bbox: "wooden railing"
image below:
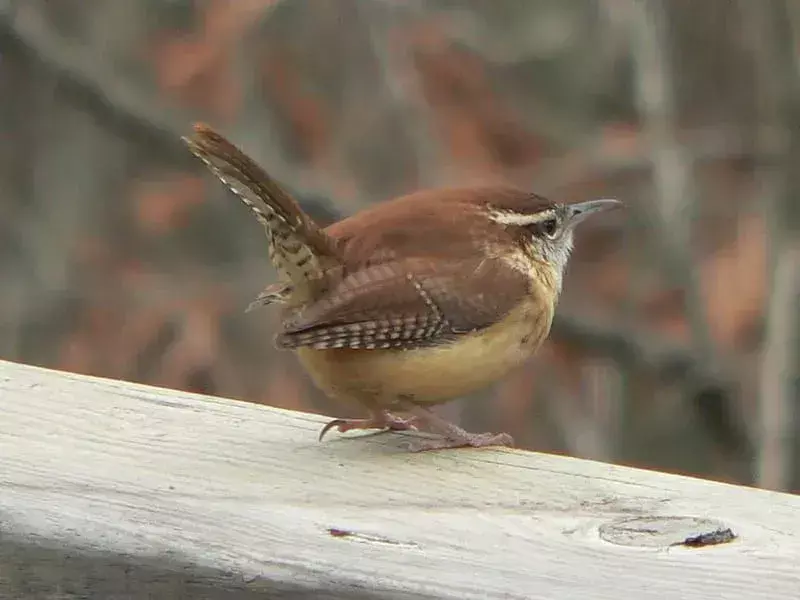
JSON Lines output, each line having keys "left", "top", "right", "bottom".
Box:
{"left": 1, "top": 359, "right": 798, "bottom": 599}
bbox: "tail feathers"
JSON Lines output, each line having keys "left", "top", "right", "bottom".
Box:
{"left": 184, "top": 124, "right": 298, "bottom": 226}
{"left": 245, "top": 282, "right": 293, "bottom": 312}
{"left": 183, "top": 123, "right": 338, "bottom": 299}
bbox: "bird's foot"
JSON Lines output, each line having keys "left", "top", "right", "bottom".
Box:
{"left": 406, "top": 431, "right": 514, "bottom": 452}
{"left": 318, "top": 411, "right": 418, "bottom": 441}
{"left": 399, "top": 403, "right": 514, "bottom": 452}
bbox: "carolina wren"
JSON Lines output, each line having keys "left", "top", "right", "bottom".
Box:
{"left": 183, "top": 123, "right": 620, "bottom": 451}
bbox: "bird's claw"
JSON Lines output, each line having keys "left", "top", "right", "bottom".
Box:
{"left": 318, "top": 418, "right": 348, "bottom": 442}
{"left": 318, "top": 414, "right": 419, "bottom": 442}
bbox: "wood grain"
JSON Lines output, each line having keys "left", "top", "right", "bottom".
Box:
{"left": 0, "top": 358, "right": 798, "bottom": 599}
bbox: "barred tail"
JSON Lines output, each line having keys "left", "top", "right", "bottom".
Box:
{"left": 183, "top": 123, "right": 337, "bottom": 300}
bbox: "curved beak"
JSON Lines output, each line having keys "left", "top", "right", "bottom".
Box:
{"left": 567, "top": 198, "right": 622, "bottom": 228}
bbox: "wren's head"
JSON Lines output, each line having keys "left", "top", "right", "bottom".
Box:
{"left": 486, "top": 193, "right": 621, "bottom": 289}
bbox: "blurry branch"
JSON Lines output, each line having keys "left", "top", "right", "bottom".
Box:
{"left": 551, "top": 312, "right": 728, "bottom": 391}
{"left": 525, "top": 126, "right": 781, "bottom": 195}
{"left": 549, "top": 386, "right": 611, "bottom": 461}
{"left": 745, "top": 0, "right": 800, "bottom": 491}
{"left": 553, "top": 308, "right": 746, "bottom": 459}
{"left": 0, "top": 6, "right": 193, "bottom": 167}
{"left": 441, "top": 5, "right": 611, "bottom": 149}
{"left": 623, "top": 1, "right": 747, "bottom": 453}
{"left": 756, "top": 243, "right": 800, "bottom": 490}
{"left": 550, "top": 359, "right": 621, "bottom": 462}
{"left": 626, "top": 1, "right": 715, "bottom": 363}
{"left": 0, "top": 4, "right": 313, "bottom": 196}
{"left": 359, "top": 0, "right": 442, "bottom": 187}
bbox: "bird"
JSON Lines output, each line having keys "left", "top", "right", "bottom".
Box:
{"left": 183, "top": 123, "right": 620, "bottom": 451}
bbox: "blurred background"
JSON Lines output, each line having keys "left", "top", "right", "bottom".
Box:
{"left": 1, "top": 0, "right": 798, "bottom": 492}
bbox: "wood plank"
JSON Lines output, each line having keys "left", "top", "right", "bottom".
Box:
{"left": 0, "top": 358, "right": 798, "bottom": 599}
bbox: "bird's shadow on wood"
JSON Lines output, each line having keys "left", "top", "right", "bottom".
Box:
{"left": 301, "top": 427, "right": 513, "bottom": 464}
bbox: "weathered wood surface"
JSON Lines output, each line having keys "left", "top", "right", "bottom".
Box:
{"left": 0, "top": 359, "right": 798, "bottom": 599}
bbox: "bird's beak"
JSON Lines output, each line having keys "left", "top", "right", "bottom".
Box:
{"left": 567, "top": 198, "right": 622, "bottom": 227}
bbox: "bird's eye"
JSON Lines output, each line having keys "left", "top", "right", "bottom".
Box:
{"left": 538, "top": 218, "right": 558, "bottom": 238}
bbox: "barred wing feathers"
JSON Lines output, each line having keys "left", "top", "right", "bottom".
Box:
{"left": 275, "top": 257, "right": 529, "bottom": 350}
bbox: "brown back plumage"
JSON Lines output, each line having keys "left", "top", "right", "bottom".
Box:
{"left": 327, "top": 186, "right": 554, "bottom": 265}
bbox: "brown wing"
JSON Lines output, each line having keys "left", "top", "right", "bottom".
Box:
{"left": 275, "top": 256, "right": 529, "bottom": 350}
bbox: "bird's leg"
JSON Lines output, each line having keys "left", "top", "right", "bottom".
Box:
{"left": 318, "top": 409, "right": 418, "bottom": 441}
{"left": 400, "top": 403, "right": 514, "bottom": 452}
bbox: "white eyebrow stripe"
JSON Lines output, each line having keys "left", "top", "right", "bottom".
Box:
{"left": 487, "top": 209, "right": 556, "bottom": 226}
